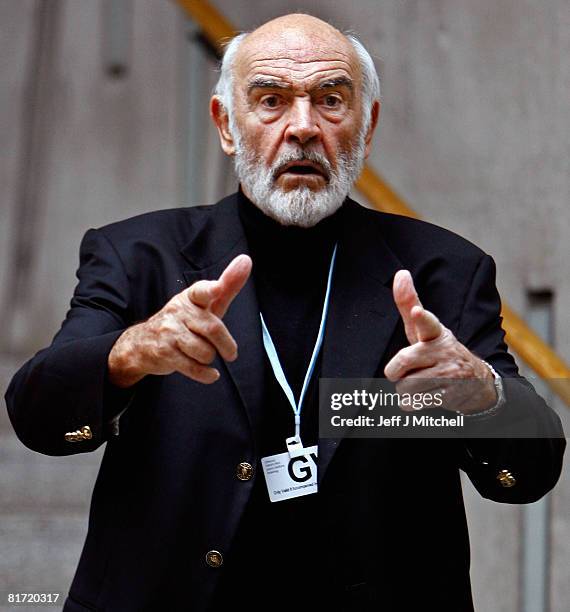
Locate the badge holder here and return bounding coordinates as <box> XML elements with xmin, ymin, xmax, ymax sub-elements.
<box><xmin>286</xmin><ymin>434</ymin><xmax>305</xmax><ymax>458</ymax></box>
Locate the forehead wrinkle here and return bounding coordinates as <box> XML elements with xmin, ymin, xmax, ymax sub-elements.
<box><xmin>237</xmin><ymin>38</ymin><xmax>356</xmax><ymax>73</ymax></box>
<box><xmin>245</xmin><ymin>71</ymin><xmax>355</xmax><ymax>91</ymax></box>
<box><xmin>245</xmin><ymin>58</ymin><xmax>357</xmax><ymax>85</ymax></box>
<box><xmin>242</xmin><ymin>63</ymin><xmax>360</xmax><ymax>97</ymax></box>
<box><xmin>242</xmin><ymin>49</ymin><xmax>354</xmax><ymax>68</ymax></box>
<box><xmin>249</xmin><ymin>57</ymin><xmax>354</xmax><ymax>71</ymax></box>
<box><xmin>251</xmin><ymin>44</ymin><xmax>354</xmax><ymax>60</ymax></box>
<box><xmin>234</xmin><ymin>29</ymin><xmax>363</xmax><ymax>100</ymax></box>
<box><xmin>236</xmin><ymin>15</ymin><xmax>358</xmax><ymax>67</ymax></box>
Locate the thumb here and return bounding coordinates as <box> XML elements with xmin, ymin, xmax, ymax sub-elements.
<box><xmin>393</xmin><ymin>270</ymin><xmax>422</xmax><ymax>344</ymax></box>
<box><xmin>210</xmin><ymin>254</ymin><xmax>252</xmax><ymax>318</ymax></box>
<box><xmin>411</xmin><ymin>305</ymin><xmax>442</xmax><ymax>342</ymax></box>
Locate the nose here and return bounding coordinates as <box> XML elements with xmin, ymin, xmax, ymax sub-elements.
<box><xmin>284</xmin><ymin>98</ymin><xmax>321</xmax><ymax>145</ymax></box>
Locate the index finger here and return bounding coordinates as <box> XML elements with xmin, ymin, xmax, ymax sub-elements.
<box><xmin>186</xmin><ymin>255</ymin><xmax>252</xmax><ymax>314</ymax></box>
<box><xmin>411</xmin><ymin>305</ymin><xmax>442</xmax><ymax>342</ymax></box>
<box><xmin>187</xmin><ymin>279</ymin><xmax>220</xmax><ymax>308</ymax></box>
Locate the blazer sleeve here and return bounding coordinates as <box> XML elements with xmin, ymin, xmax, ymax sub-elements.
<box><xmin>5</xmin><ymin>228</ymin><xmax>136</xmax><ymax>457</ymax></box>
<box><xmin>455</xmin><ymin>254</ymin><xmax>566</xmax><ymax>503</ymax></box>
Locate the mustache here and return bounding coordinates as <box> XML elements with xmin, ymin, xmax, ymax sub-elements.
<box><xmin>270</xmin><ymin>150</ymin><xmax>333</xmax><ymax>182</ymax></box>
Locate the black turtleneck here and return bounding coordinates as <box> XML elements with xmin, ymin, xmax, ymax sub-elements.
<box><xmin>209</xmin><ymin>190</ymin><xmax>344</xmax><ymax>610</ymax></box>
<box><xmin>239</xmin><ymin>189</ymin><xmax>341</xmax><ymax>403</ymax></box>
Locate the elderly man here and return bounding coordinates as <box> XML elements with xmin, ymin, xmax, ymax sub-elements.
<box><xmin>6</xmin><ymin>13</ymin><xmax>564</xmax><ymax>612</ymax></box>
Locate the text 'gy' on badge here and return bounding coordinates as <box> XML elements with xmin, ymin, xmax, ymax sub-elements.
<box><xmin>261</xmin><ymin>445</ymin><xmax>318</xmax><ymax>502</ymax></box>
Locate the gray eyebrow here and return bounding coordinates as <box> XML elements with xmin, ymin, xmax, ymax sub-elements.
<box><xmin>247</xmin><ymin>76</ymin><xmax>354</xmax><ymax>95</ymax></box>
<box><xmin>317</xmin><ymin>76</ymin><xmax>354</xmax><ymax>91</ymax></box>
<box><xmin>247</xmin><ymin>78</ymin><xmax>290</xmax><ymax>93</ymax></box>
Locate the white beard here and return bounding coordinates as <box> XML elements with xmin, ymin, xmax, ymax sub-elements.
<box><xmin>232</xmin><ymin>127</ymin><xmax>367</xmax><ymax>228</ymax></box>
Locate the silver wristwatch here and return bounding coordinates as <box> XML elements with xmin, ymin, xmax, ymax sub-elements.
<box><xmin>462</xmin><ymin>360</ymin><xmax>506</xmax><ymax>419</ymax></box>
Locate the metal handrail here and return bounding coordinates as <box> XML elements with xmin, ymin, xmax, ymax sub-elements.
<box><xmin>175</xmin><ymin>0</ymin><xmax>570</xmax><ymax>406</ymax></box>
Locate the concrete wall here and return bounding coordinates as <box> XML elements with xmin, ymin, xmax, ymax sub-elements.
<box><xmin>0</xmin><ymin>1</ymin><xmax>193</xmax><ymax>609</ymax></box>
<box><xmin>1</xmin><ymin>1</ymin><xmax>568</xmax><ymax>610</ymax></box>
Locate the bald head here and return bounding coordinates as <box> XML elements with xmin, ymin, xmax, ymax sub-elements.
<box><xmin>243</xmin><ymin>12</ymin><xmax>349</xmax><ymax>40</ymax></box>
<box><xmin>214</xmin><ymin>13</ymin><xmax>380</xmax><ymax>131</ymax></box>
<box><xmin>236</xmin><ymin>13</ymin><xmax>357</xmax><ymax>69</ymax></box>
<box><xmin>246</xmin><ymin>12</ymin><xmax>347</xmax><ymax>38</ymax></box>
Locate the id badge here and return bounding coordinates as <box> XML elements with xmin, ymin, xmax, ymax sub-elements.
<box><xmin>261</xmin><ymin>445</ymin><xmax>318</xmax><ymax>503</ymax></box>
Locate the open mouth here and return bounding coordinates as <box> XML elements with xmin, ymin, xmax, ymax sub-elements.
<box><xmin>276</xmin><ymin>160</ymin><xmax>329</xmax><ymax>180</ymax></box>
<box><xmin>285</xmin><ymin>166</ymin><xmax>321</xmax><ymax>175</ymax></box>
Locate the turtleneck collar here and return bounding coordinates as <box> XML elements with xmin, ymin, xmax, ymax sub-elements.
<box><xmin>237</xmin><ymin>187</ymin><xmax>345</xmax><ymax>273</ymax></box>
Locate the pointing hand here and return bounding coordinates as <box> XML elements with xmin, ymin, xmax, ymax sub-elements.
<box><xmin>108</xmin><ymin>255</ymin><xmax>252</xmax><ymax>388</ymax></box>
<box><xmin>384</xmin><ymin>270</ymin><xmax>497</xmax><ymax>414</ymax></box>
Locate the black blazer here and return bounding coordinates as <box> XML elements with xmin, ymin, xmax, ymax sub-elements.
<box><xmin>6</xmin><ymin>194</ymin><xmax>565</xmax><ymax>612</ymax></box>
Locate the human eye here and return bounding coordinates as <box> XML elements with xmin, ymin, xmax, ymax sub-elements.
<box><xmin>320</xmin><ymin>94</ymin><xmax>343</xmax><ymax>109</ymax></box>
<box><xmin>260</xmin><ymin>94</ymin><xmax>283</xmax><ymax>109</ymax></box>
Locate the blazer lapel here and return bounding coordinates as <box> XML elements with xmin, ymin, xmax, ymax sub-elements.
<box><xmin>180</xmin><ymin>195</ymin><xmax>266</xmax><ymax>448</ymax></box>
<box><xmin>319</xmin><ymin>202</ymin><xmax>404</xmax><ymax>484</ymax></box>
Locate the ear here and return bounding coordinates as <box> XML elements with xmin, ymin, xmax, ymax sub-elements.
<box><xmin>210</xmin><ymin>96</ymin><xmax>236</xmax><ymax>156</ymax></box>
<box><xmin>363</xmin><ymin>100</ymin><xmax>381</xmax><ymax>158</ymax></box>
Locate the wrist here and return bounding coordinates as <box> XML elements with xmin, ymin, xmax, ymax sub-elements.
<box><xmin>462</xmin><ymin>361</ymin><xmax>505</xmax><ymax>419</ymax></box>
<box><xmin>108</xmin><ymin>327</ymin><xmax>145</xmax><ymax>388</ymax></box>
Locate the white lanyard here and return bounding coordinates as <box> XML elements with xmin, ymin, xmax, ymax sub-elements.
<box><xmin>260</xmin><ymin>243</ymin><xmax>338</xmax><ymax>449</ymax></box>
